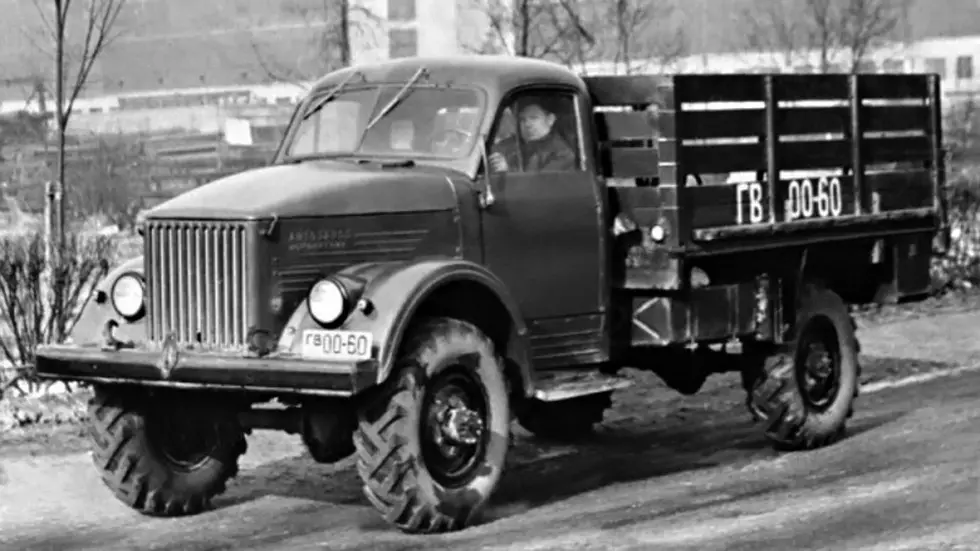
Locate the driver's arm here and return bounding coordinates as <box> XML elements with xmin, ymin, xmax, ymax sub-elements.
<box><xmin>489</xmin><ymin>135</ymin><xmax>519</xmax><ymax>172</ymax></box>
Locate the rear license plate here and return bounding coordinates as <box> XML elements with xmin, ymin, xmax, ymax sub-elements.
<box><xmin>300</xmin><ymin>329</ymin><xmax>373</xmax><ymax>362</ymax></box>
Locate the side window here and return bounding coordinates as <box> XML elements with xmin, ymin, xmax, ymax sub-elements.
<box><xmin>487</xmin><ymin>90</ymin><xmax>583</xmax><ymax>174</ymax></box>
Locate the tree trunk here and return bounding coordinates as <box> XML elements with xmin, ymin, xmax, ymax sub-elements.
<box><xmin>340</xmin><ymin>0</ymin><xmax>351</xmax><ymax>66</ymax></box>
<box><xmin>45</xmin><ymin>0</ymin><xmax>67</xmax><ymax>339</ymax></box>
<box><xmin>518</xmin><ymin>0</ymin><xmax>529</xmax><ymax>56</ymax></box>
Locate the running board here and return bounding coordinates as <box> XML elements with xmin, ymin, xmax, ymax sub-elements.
<box><xmin>533</xmin><ymin>371</ymin><xmax>634</xmax><ymax>402</ymax></box>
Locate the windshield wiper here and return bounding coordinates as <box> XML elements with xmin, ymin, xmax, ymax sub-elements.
<box><xmin>300</xmin><ymin>69</ymin><xmax>362</xmax><ymax>122</ymax></box>
<box><xmin>360</xmin><ymin>66</ymin><xmax>428</xmax><ymax>134</ymax></box>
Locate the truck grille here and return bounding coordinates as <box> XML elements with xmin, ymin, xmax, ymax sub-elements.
<box><xmin>145</xmin><ymin>220</ymin><xmax>252</xmax><ymax>348</ymax></box>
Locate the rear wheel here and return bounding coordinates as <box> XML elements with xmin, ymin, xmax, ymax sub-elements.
<box><xmin>353</xmin><ymin>317</ymin><xmax>510</xmax><ymax>534</ymax></box>
<box><xmin>751</xmin><ymin>285</ymin><xmax>861</xmax><ymax>450</ymax></box>
<box><xmin>88</xmin><ymin>387</ymin><xmax>247</xmax><ymax>516</ymax></box>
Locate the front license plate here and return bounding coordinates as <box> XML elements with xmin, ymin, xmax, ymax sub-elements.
<box><xmin>300</xmin><ymin>329</ymin><xmax>373</xmax><ymax>362</ymax></box>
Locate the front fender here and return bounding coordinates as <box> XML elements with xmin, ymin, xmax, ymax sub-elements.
<box><xmin>276</xmin><ymin>259</ymin><xmax>533</xmax><ymax>394</ymax></box>
<box><xmin>68</xmin><ymin>256</ymin><xmax>146</xmax><ymax>346</ymax></box>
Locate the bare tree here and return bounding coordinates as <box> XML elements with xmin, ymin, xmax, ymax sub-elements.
<box><xmin>838</xmin><ymin>0</ymin><xmax>910</xmax><ymax>72</ymax></box>
<box><xmin>29</xmin><ymin>0</ymin><xmax>126</xmax><ymax>265</ymax></box>
<box><xmin>25</xmin><ymin>0</ymin><xmax>125</xmax><ymax>347</ymax></box>
<box><xmin>737</xmin><ymin>0</ymin><xmax>909</xmax><ymax>73</ymax></box>
<box><xmin>464</xmin><ymin>0</ymin><xmax>595</xmax><ymax>62</ymax></box>
<box><xmin>603</xmin><ymin>0</ymin><xmax>686</xmax><ymax>74</ymax></box>
<box><xmin>465</xmin><ymin>0</ymin><xmax>682</xmax><ymax>74</ymax></box>
<box><xmin>250</xmin><ymin>0</ymin><xmax>380</xmax><ymax>84</ymax></box>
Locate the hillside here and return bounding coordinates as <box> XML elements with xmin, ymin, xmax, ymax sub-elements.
<box><xmin>2</xmin><ymin>0</ymin><xmax>979</xmax><ymax>101</ymax></box>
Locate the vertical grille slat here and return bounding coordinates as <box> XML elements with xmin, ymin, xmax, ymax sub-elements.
<box><xmin>193</xmin><ymin>225</ymin><xmax>204</xmax><ymax>343</ymax></box>
<box><xmin>166</xmin><ymin>227</ymin><xmax>177</xmax><ymax>338</ymax></box>
<box><xmin>176</xmin><ymin>226</ymin><xmax>187</xmax><ymax>342</ymax></box>
<box><xmin>231</xmin><ymin>228</ymin><xmax>242</xmax><ymax>345</ymax></box>
<box><xmin>146</xmin><ymin>220</ymin><xmax>251</xmax><ymax>349</ymax></box>
<box><xmin>205</xmin><ymin>227</ymin><xmax>215</xmax><ymax>345</ymax></box>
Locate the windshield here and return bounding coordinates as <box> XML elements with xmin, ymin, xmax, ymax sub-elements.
<box><xmin>284</xmin><ymin>85</ymin><xmax>485</xmax><ymax>161</ymax></box>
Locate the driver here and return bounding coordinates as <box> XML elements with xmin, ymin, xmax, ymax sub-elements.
<box><xmin>489</xmin><ymin>99</ymin><xmax>575</xmax><ymax>173</ymax></box>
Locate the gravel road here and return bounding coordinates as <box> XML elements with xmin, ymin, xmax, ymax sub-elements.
<box><xmin>1</xmin><ymin>312</ymin><xmax>979</xmax><ymax>551</ymax></box>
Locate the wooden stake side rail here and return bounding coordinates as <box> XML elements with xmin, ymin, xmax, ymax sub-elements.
<box><xmin>586</xmin><ymin>72</ymin><xmax>943</xmax><ymax>247</ymax></box>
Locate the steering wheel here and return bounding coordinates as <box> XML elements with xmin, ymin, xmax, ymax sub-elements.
<box><xmin>430</xmin><ymin>127</ymin><xmax>472</xmax><ymax>155</ymax></box>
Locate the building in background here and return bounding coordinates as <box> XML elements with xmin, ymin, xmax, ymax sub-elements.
<box><xmin>4</xmin><ymin>0</ymin><xmax>980</xmax><ymax>127</ymax></box>
<box><xmin>0</xmin><ymin>0</ymin><xmax>495</xmax><ymax>102</ymax></box>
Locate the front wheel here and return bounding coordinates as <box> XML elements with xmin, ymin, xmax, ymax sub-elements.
<box><xmin>353</xmin><ymin>317</ymin><xmax>510</xmax><ymax>534</ymax></box>
<box><xmin>751</xmin><ymin>284</ymin><xmax>861</xmax><ymax>451</ymax></box>
<box><xmin>88</xmin><ymin>387</ymin><xmax>247</xmax><ymax>516</ymax></box>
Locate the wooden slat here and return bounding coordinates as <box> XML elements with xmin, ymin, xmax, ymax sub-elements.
<box><xmin>858</xmin><ymin>74</ymin><xmax>930</xmax><ymax>99</ymax></box>
<box><xmin>685</xmin><ymin>175</ymin><xmax>860</xmax><ymax>229</ymax></box>
<box><xmin>777</xmin><ymin>107</ymin><xmax>849</xmax><ymax>135</ymax></box>
<box><xmin>672</xmin><ymin>100</ymin><xmax>930</xmax><ymax>140</ymax></box>
<box><xmin>657</xmin><ymin>162</ymin><xmax>679</xmax><ymax>186</ymax></box>
<box><xmin>773</xmin><ymin>136</ymin><xmax>932</xmax><ymax>170</ymax></box>
<box><xmin>775</xmin><ymin>140</ymin><xmax>850</xmax><ymax>170</ymax></box>
<box><xmin>681</xmin><ymin>143</ymin><xmax>762</xmax><ymax>173</ymax></box>
<box><xmin>602</xmin><ymin>146</ymin><xmax>661</xmax><ymax>178</ymax></box>
<box><xmin>658</xmin><ymin>139</ymin><xmax>676</xmax><ymax>164</ymax></box>
<box><xmin>775</xmin><ymin>74</ymin><xmax>849</xmax><ymax>101</ymax></box>
<box><xmin>676</xmin><ymin>109</ymin><xmax>763</xmax><ymax>139</ymax></box>
<box><xmin>682</xmin><ymin>137</ymin><xmax>931</xmax><ymax>174</ymax></box>
<box><xmin>584</xmin><ymin>75</ymin><xmax>673</xmax><ymax>106</ymax></box>
<box><xmin>684</xmin><ymin>181</ymin><xmax>771</xmax><ymax>228</ymax></box>
<box><xmin>864</xmin><ymin>105</ymin><xmax>930</xmax><ymax>133</ymax></box>
<box><xmin>609</xmin><ymin>186</ymin><xmax>677</xmax><ymax>223</ymax></box>
<box><xmin>865</xmin><ymin>136</ymin><xmax>933</xmax><ymax>163</ymax></box>
<box><xmin>680</xmin><ymin>170</ymin><xmax>936</xmax><ymax>231</ymax></box>
<box><xmin>659</xmin><ymin>110</ymin><xmax>676</xmax><ymax>139</ymax></box>
<box><xmin>674</xmin><ymin>75</ymin><xmax>764</xmax><ymax>103</ymax></box>
<box><xmin>867</xmin><ymin>169</ymin><xmax>934</xmax><ymax>211</ymax></box>
<box><xmin>596</xmin><ymin>111</ymin><xmax>657</xmax><ymax>141</ymax></box>
<box><xmin>771</xmin><ymin>106</ymin><xmax>929</xmax><ymax>136</ymax></box>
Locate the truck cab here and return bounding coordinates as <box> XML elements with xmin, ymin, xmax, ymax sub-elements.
<box><xmin>33</xmin><ymin>56</ymin><xmax>947</xmax><ymax>535</ymax></box>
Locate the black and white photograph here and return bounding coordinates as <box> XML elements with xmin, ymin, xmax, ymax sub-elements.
<box><xmin>0</xmin><ymin>0</ymin><xmax>977</xmax><ymax>549</ymax></box>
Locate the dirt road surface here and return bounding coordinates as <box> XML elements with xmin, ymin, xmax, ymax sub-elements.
<box><xmin>2</xmin><ymin>312</ymin><xmax>980</xmax><ymax>551</ymax></box>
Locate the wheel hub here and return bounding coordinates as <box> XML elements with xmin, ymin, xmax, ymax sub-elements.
<box><xmin>796</xmin><ymin>317</ymin><xmax>842</xmax><ymax>411</ymax></box>
<box><xmin>420</xmin><ymin>368</ymin><xmax>489</xmax><ymax>487</ymax></box>
<box><xmin>434</xmin><ymin>395</ymin><xmax>485</xmax><ymax>446</ymax></box>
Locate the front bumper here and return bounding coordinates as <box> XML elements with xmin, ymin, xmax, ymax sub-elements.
<box><xmin>34</xmin><ymin>343</ymin><xmax>378</xmax><ymax>397</ymax></box>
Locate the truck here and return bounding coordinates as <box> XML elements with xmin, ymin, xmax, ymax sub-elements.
<box><xmin>34</xmin><ymin>55</ymin><xmax>947</xmax><ymax>534</ymax></box>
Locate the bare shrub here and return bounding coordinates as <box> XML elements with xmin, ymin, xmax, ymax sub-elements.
<box><xmin>0</xmin><ymin>230</ymin><xmax>115</xmax><ymax>397</ymax></box>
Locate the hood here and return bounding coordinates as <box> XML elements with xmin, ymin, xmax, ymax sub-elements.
<box><xmin>146</xmin><ymin>160</ymin><xmax>463</xmax><ymax>220</ymax></box>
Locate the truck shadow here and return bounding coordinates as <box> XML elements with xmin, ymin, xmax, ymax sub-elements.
<box><xmin>487</xmin><ymin>407</ymin><xmax>903</xmax><ymax>513</ymax></box>
<box><xmin>219</xmin><ymin>401</ymin><xmax>905</xmax><ymax>525</ymax></box>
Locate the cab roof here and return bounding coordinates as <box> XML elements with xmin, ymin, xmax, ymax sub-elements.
<box><xmin>309</xmin><ymin>55</ymin><xmax>587</xmax><ymax>96</ymax></box>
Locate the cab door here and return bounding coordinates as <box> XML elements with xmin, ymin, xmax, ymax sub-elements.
<box><xmin>479</xmin><ymin>86</ymin><xmax>608</xmax><ymax>367</ymax></box>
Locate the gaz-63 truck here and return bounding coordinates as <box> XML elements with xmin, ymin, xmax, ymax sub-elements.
<box><xmin>34</xmin><ymin>56</ymin><xmax>947</xmax><ymax>533</ymax></box>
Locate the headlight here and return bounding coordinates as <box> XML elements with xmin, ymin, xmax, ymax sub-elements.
<box><xmin>307</xmin><ymin>278</ymin><xmax>349</xmax><ymax>326</ymax></box>
<box><xmin>111</xmin><ymin>273</ymin><xmax>145</xmax><ymax>320</ymax></box>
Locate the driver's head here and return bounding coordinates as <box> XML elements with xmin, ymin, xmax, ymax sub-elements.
<box><xmin>389</xmin><ymin>118</ymin><xmax>415</xmax><ymax>150</ymax></box>
<box><xmin>518</xmin><ymin>101</ymin><xmax>557</xmax><ymax>142</ymax></box>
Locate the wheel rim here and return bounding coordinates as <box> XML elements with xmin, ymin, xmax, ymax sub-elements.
<box><xmin>420</xmin><ymin>366</ymin><xmax>489</xmax><ymax>488</ymax></box>
<box><xmin>148</xmin><ymin>408</ymin><xmax>222</xmax><ymax>471</ymax></box>
<box><xmin>795</xmin><ymin>315</ymin><xmax>842</xmax><ymax>411</ymax></box>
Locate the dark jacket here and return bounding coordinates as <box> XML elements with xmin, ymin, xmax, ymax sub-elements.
<box><xmin>495</xmin><ymin>132</ymin><xmax>576</xmax><ymax>172</ymax></box>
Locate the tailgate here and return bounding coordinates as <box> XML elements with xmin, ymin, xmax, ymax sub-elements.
<box><xmin>668</xmin><ymin>74</ymin><xmax>944</xmax><ymax>243</ymax></box>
